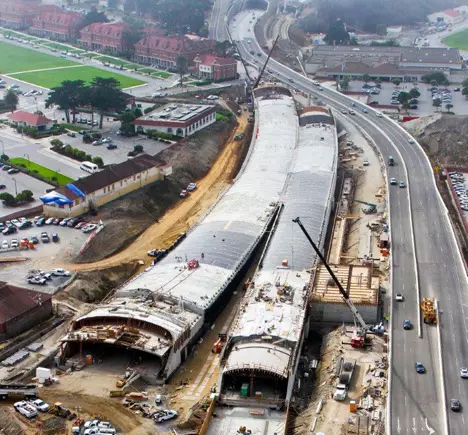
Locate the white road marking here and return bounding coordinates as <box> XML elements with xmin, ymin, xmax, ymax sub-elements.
<box><xmin>397</xmin><ymin>417</ymin><xmax>401</xmax><ymax>434</ymax></box>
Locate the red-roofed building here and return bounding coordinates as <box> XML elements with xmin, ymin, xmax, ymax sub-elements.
<box><xmin>133</xmin><ymin>34</ymin><xmax>215</xmax><ymax>70</ymax></box>
<box><xmin>0</xmin><ymin>1</ymin><xmax>39</xmax><ymax>30</ymax></box>
<box><xmin>194</xmin><ymin>54</ymin><xmax>238</xmax><ymax>81</ymax></box>
<box><xmin>29</xmin><ymin>7</ymin><xmax>84</xmax><ymax>41</ymax></box>
<box><xmin>79</xmin><ymin>22</ymin><xmax>130</xmax><ymax>53</ymax></box>
<box><xmin>0</xmin><ymin>281</ymin><xmax>53</xmax><ymax>340</ymax></box>
<box><xmin>8</xmin><ymin>111</ymin><xmax>54</xmax><ymax>131</ymax></box>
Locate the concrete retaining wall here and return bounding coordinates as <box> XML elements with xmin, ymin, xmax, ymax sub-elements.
<box><xmin>310</xmin><ymin>302</ymin><xmax>378</xmax><ymax>325</ymax></box>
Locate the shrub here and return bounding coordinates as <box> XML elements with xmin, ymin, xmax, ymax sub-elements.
<box><xmin>50</xmin><ymin>139</ymin><xmax>63</xmax><ymax>147</ymax></box>
<box><xmin>92</xmin><ymin>156</ymin><xmax>104</xmax><ymax>168</ymax></box>
<box><xmin>0</xmin><ymin>154</ymin><xmax>8</xmax><ymax>162</ymax></box>
<box><xmin>134</xmin><ymin>144</ymin><xmax>144</xmax><ymax>153</ymax></box>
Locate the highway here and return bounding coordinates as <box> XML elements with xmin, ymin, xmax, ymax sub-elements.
<box><xmin>209</xmin><ymin>0</ymin><xmax>231</xmax><ymax>41</ymax></box>
<box><xmin>227</xmin><ymin>7</ymin><xmax>468</xmax><ymax>435</ymax></box>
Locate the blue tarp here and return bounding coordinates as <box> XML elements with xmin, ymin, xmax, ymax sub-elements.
<box><xmin>66</xmin><ymin>183</ymin><xmax>86</xmax><ymax>198</ymax></box>
<box><xmin>39</xmin><ymin>191</ymin><xmax>73</xmax><ymax>205</ymax></box>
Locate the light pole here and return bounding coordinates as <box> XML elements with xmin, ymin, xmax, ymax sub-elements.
<box><xmin>24</xmin><ymin>153</ymin><xmax>30</xmax><ymax>168</ymax></box>
<box><xmin>12</xmin><ymin>178</ymin><xmax>17</xmax><ymax>196</ymax></box>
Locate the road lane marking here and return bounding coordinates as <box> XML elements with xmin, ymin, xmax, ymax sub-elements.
<box><xmin>397</xmin><ymin>417</ymin><xmax>401</xmax><ymax>434</ymax></box>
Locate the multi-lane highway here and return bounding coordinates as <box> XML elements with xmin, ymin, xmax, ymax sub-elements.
<box><xmin>226</xmin><ymin>7</ymin><xmax>468</xmax><ymax>435</ymax></box>
<box><xmin>209</xmin><ymin>0</ymin><xmax>231</xmax><ymax>41</ymax></box>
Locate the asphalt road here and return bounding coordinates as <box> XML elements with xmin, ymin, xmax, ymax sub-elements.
<box><xmin>227</xmin><ymin>7</ymin><xmax>468</xmax><ymax>435</ymax></box>
<box><xmin>209</xmin><ymin>0</ymin><xmax>231</xmax><ymax>41</ymax></box>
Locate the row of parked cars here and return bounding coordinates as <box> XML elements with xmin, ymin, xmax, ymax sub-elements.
<box><xmin>449</xmin><ymin>172</ymin><xmax>468</xmax><ymax>211</ymax></box>
<box><xmin>72</xmin><ymin>419</ymin><xmax>116</xmax><ymax>435</ymax></box>
<box><xmin>26</xmin><ymin>268</ymin><xmax>70</xmax><ymax>285</ymax></box>
<box><xmin>430</xmin><ymin>86</ymin><xmax>452</xmax><ymax>106</ymax></box>
<box><xmin>14</xmin><ymin>398</ymin><xmax>49</xmax><ymax>419</ymax></box>
<box><xmin>391</xmin><ymin>89</ymin><xmax>419</xmax><ymax>109</ymax></box>
<box><xmin>0</xmin><ymin>161</ymin><xmax>20</xmax><ymax>174</ymax></box>
<box><xmin>36</xmin><ymin>216</ymin><xmax>98</xmax><ymax>233</ymax></box>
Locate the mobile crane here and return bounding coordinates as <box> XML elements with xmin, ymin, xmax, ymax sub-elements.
<box><xmin>293</xmin><ymin>217</ymin><xmax>371</xmax><ymax>348</ymax></box>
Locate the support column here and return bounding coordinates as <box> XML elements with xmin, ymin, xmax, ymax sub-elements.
<box><xmin>250</xmin><ymin>372</ymin><xmax>254</xmax><ymax>397</ymax></box>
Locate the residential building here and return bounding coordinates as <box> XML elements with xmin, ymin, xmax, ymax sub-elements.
<box><xmin>29</xmin><ymin>7</ymin><xmax>84</xmax><ymax>41</ymax></box>
<box><xmin>427</xmin><ymin>9</ymin><xmax>464</xmax><ymax>25</ymax></box>
<box><xmin>194</xmin><ymin>54</ymin><xmax>238</xmax><ymax>81</ymax></box>
<box><xmin>79</xmin><ymin>22</ymin><xmax>130</xmax><ymax>53</ymax></box>
<box><xmin>41</xmin><ymin>154</ymin><xmax>172</xmax><ymax>217</ymax></box>
<box><xmin>0</xmin><ymin>1</ymin><xmax>39</xmax><ymax>30</ymax></box>
<box><xmin>0</xmin><ymin>281</ymin><xmax>53</xmax><ymax>340</ymax></box>
<box><xmin>133</xmin><ymin>103</ymin><xmax>216</xmax><ymax>137</ymax></box>
<box><xmin>133</xmin><ymin>34</ymin><xmax>215</xmax><ymax>70</ymax></box>
<box><xmin>8</xmin><ymin>111</ymin><xmax>54</xmax><ymax>131</ymax></box>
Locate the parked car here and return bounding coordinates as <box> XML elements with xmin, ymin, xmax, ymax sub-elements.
<box><xmin>53</xmin><ymin>218</ymin><xmax>61</xmax><ymax>225</ymax></box>
<box><xmin>83</xmin><ymin>224</ymin><xmax>97</xmax><ymax>233</ymax></box>
<box><xmin>1</xmin><ymin>240</ymin><xmax>9</xmax><ymax>249</ymax></box>
<box><xmin>18</xmin><ymin>221</ymin><xmax>32</xmax><ymax>230</ymax></box>
<box><xmin>36</xmin><ymin>218</ymin><xmax>46</xmax><ymax>226</ymax></box>
<box><xmin>28</xmin><ymin>276</ymin><xmax>46</xmax><ymax>285</ymax></box>
<box><xmin>60</xmin><ymin>217</ymin><xmax>71</xmax><ymax>226</ymax></box>
<box><xmin>30</xmin><ymin>399</ymin><xmax>49</xmax><ymax>412</ymax></box>
<box><xmin>2</xmin><ymin>165</ymin><xmax>11</xmax><ymax>171</ymax></box>
<box><xmin>45</xmin><ymin>217</ymin><xmax>55</xmax><ymax>225</ymax></box>
<box><xmin>107</xmin><ymin>143</ymin><xmax>117</xmax><ymax>150</ymax></box>
<box><xmin>0</xmin><ymin>184</ymin><xmax>5</xmax><ymax>189</ymax></box>
<box><xmin>8</xmin><ymin>168</ymin><xmax>19</xmax><ymax>174</ymax></box>
<box><xmin>52</xmin><ymin>233</ymin><xmax>59</xmax><ymax>242</ymax></box>
<box><xmin>31</xmin><ymin>236</ymin><xmax>39</xmax><ymax>244</ymax></box>
<box><xmin>67</xmin><ymin>132</ymin><xmax>76</xmax><ymax>137</ymax></box>
<box><xmin>154</xmin><ymin>410</ymin><xmax>178</xmax><ymax>423</ymax></box>
<box><xmin>3</xmin><ymin>226</ymin><xmax>17</xmax><ymax>235</ymax></box>
<box><xmin>187</xmin><ymin>183</ymin><xmax>197</xmax><ymax>191</ymax></box>
<box><xmin>75</xmin><ymin>222</ymin><xmax>86</xmax><ymax>229</ymax></box>
<box><xmin>51</xmin><ymin>268</ymin><xmax>71</xmax><ymax>277</ymax></box>
<box><xmin>40</xmin><ymin>232</ymin><xmax>50</xmax><ymax>242</ymax></box>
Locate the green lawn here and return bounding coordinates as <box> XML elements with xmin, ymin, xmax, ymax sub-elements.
<box><xmin>10</xmin><ymin>157</ymin><xmax>74</xmax><ymax>185</ymax></box>
<box><xmin>11</xmin><ymin>65</ymin><xmax>145</xmax><ymax>89</ymax></box>
<box><xmin>0</xmin><ymin>41</ymin><xmax>76</xmax><ymax>73</ymax></box>
<box><xmin>442</xmin><ymin>29</ymin><xmax>468</xmax><ymax>50</ymax></box>
<box><xmin>96</xmin><ymin>55</ymin><xmax>130</xmax><ymax>66</ymax></box>
<box><xmin>61</xmin><ymin>123</ymin><xmax>88</xmax><ymax>132</ymax></box>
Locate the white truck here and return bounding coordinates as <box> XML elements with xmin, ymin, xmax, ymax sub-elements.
<box><xmin>333</xmin><ymin>359</ymin><xmax>356</xmax><ymax>401</ymax></box>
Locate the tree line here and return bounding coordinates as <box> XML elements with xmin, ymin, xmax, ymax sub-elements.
<box><xmin>45</xmin><ymin>78</ymin><xmax>128</xmax><ymax>129</ymax></box>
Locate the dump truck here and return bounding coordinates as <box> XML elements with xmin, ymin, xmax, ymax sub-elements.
<box><xmin>421</xmin><ymin>297</ymin><xmax>437</xmax><ymax>324</ymax></box>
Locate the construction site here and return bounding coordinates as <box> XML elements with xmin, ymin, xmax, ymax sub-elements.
<box><xmin>0</xmin><ymin>65</ymin><xmax>396</xmax><ymax>435</ymax></box>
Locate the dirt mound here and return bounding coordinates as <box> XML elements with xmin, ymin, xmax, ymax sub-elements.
<box><xmin>406</xmin><ymin>115</ymin><xmax>468</xmax><ymax>166</ymax></box>
<box><xmin>65</xmin><ymin>262</ymin><xmax>139</xmax><ymax>302</ymax></box>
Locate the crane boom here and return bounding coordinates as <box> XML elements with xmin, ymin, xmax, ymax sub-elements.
<box><xmin>254</xmin><ymin>35</ymin><xmax>280</xmax><ymax>89</ymax></box>
<box><xmin>292</xmin><ymin>217</ymin><xmax>368</xmax><ymax>330</ymax></box>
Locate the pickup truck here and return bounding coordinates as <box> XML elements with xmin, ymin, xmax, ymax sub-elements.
<box><xmin>333</xmin><ymin>383</ymin><xmax>348</xmax><ymax>401</ymax></box>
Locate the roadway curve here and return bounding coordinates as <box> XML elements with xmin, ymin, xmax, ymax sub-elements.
<box><xmin>227</xmin><ymin>8</ymin><xmax>468</xmax><ymax>435</ymax></box>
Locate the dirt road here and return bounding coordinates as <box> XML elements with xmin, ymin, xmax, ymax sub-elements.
<box><xmin>64</xmin><ymin>113</ymin><xmax>249</xmax><ymax>273</ymax></box>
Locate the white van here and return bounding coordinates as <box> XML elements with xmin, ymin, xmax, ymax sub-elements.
<box><xmin>80</xmin><ymin>161</ymin><xmax>99</xmax><ymax>174</ymax></box>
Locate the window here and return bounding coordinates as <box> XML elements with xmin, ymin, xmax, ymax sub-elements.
<box><xmin>167</xmin><ymin>127</ymin><xmax>173</xmax><ymax>133</ymax></box>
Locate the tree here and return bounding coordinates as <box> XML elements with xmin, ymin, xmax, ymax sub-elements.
<box><xmin>46</xmin><ymin>86</ymin><xmax>72</xmax><ymax>123</ymax></box>
<box><xmin>392</xmin><ymin>78</ymin><xmax>401</xmax><ymax>88</ymax></box>
<box><xmin>16</xmin><ymin>190</ymin><xmax>33</xmax><ymax>202</ymax></box>
<box><xmin>89</xmin><ymin>77</ymin><xmax>128</xmax><ymax>129</ymax></box>
<box><xmin>362</xmin><ymin>73</ymin><xmax>371</xmax><ymax>84</ymax></box>
<box><xmin>433</xmin><ymin>98</ymin><xmax>442</xmax><ymax>112</ymax></box>
<box><xmin>324</xmin><ymin>19</ymin><xmax>350</xmax><ymax>45</ymax></box>
<box><xmin>83</xmin><ymin>7</ymin><xmax>108</xmax><ymax>27</ymax></box>
<box><xmin>122</xmin><ymin>27</ymin><xmax>144</xmax><ymax>58</ymax></box>
<box><xmin>445</xmin><ymin>103</ymin><xmax>453</xmax><ymax>113</ymax></box>
<box><xmin>92</xmin><ymin>156</ymin><xmax>104</xmax><ymax>168</ymax></box>
<box><xmin>463</xmin><ymin>87</ymin><xmax>468</xmax><ymax>99</ymax></box>
<box><xmin>215</xmin><ymin>40</ymin><xmax>232</xmax><ymax>57</ymax></box>
<box><xmin>176</xmin><ymin>55</ymin><xmax>188</xmax><ymax>88</ymax></box>
<box><xmin>119</xmin><ymin>109</ymin><xmax>138</xmax><ymax>136</ymax></box>
<box><xmin>401</xmin><ymin>102</ymin><xmax>410</xmax><ymax>114</ymax></box>
<box><xmin>397</xmin><ymin>91</ymin><xmax>411</xmax><ymax>105</ymax></box>
<box><xmin>409</xmin><ymin>88</ymin><xmax>420</xmax><ymax>99</ymax></box>
<box><xmin>4</xmin><ymin>89</ymin><xmax>18</xmax><ymax>113</ymax></box>
<box><xmin>154</xmin><ymin>0</ymin><xmax>209</xmax><ymax>34</ymax></box>
<box><xmin>421</xmin><ymin>72</ymin><xmax>449</xmax><ymax>86</ymax></box>
<box><xmin>462</xmin><ymin>78</ymin><xmax>468</xmax><ymax>88</ymax></box>
<box><xmin>0</xmin><ymin>192</ymin><xmax>15</xmax><ymax>206</ymax></box>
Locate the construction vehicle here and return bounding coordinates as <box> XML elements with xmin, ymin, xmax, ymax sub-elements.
<box><xmin>293</xmin><ymin>217</ymin><xmax>371</xmax><ymax>348</ymax></box>
<box><xmin>421</xmin><ymin>297</ymin><xmax>437</xmax><ymax>324</ymax></box>
<box><xmin>49</xmin><ymin>402</ymin><xmax>76</xmax><ymax>420</ymax></box>
<box><xmin>353</xmin><ymin>199</ymin><xmax>377</xmax><ymax>214</ymax></box>
<box><xmin>212</xmin><ymin>328</ymin><xmax>228</xmax><ymax>353</ymax></box>
<box><xmin>0</xmin><ymin>383</ymin><xmax>37</xmax><ymax>400</ymax></box>
<box><xmin>234</xmin><ymin>133</ymin><xmax>245</xmax><ymax>140</ymax></box>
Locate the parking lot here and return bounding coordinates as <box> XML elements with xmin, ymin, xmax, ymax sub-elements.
<box><xmin>0</xmin><ymin>217</ymin><xmax>93</xmax><ymax>292</ymax></box>
<box><xmin>347</xmin><ymin>80</ymin><xmax>468</xmax><ymax>116</ymax></box>
<box><xmin>448</xmin><ymin>170</ymin><xmax>468</xmax><ymax>221</ymax></box>
<box><xmin>0</xmin><ymin>169</ymin><xmax>51</xmax><ymax>220</ymax></box>
<box><xmin>57</xmin><ymin>127</ymin><xmax>171</xmax><ymax>165</ymax></box>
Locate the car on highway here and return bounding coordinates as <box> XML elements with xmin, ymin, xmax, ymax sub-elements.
<box><xmin>399</xmin><ymin>182</ymin><xmax>406</xmax><ymax>188</ymax></box>
<box><xmin>390</xmin><ymin>178</ymin><xmax>397</xmax><ymax>185</ymax></box>
<box><xmin>403</xmin><ymin>320</ymin><xmax>412</xmax><ymax>330</ymax></box>
<box><xmin>450</xmin><ymin>399</ymin><xmax>461</xmax><ymax>412</ymax></box>
<box><xmin>408</xmin><ymin>138</ymin><xmax>415</xmax><ymax>144</ymax></box>
<box><xmin>375</xmin><ymin>112</ymin><xmax>383</xmax><ymax>118</ymax></box>
<box><xmin>341</xmin><ymin>109</ymin><xmax>347</xmax><ymax>114</ymax></box>
<box><xmin>415</xmin><ymin>362</ymin><xmax>426</xmax><ymax>374</ymax></box>
<box><xmin>460</xmin><ymin>367</ymin><xmax>468</xmax><ymax>378</ymax></box>
<box><xmin>361</xmin><ymin>108</ymin><xmax>368</xmax><ymax>113</ymax></box>
<box><xmin>51</xmin><ymin>268</ymin><xmax>70</xmax><ymax>277</ymax></box>
<box><xmin>348</xmin><ymin>110</ymin><xmax>355</xmax><ymax>115</ymax></box>
<box><xmin>395</xmin><ymin>293</ymin><xmax>404</xmax><ymax>301</ymax></box>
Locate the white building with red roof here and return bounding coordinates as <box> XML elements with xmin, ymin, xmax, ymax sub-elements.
<box><xmin>194</xmin><ymin>54</ymin><xmax>238</xmax><ymax>81</ymax></box>
<box><xmin>8</xmin><ymin>111</ymin><xmax>54</xmax><ymax>131</ymax></box>
<box><xmin>29</xmin><ymin>6</ymin><xmax>84</xmax><ymax>41</ymax></box>
<box><xmin>427</xmin><ymin>8</ymin><xmax>464</xmax><ymax>25</ymax></box>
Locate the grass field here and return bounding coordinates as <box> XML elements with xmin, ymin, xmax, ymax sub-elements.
<box><xmin>442</xmin><ymin>29</ymin><xmax>468</xmax><ymax>50</ymax></box>
<box><xmin>0</xmin><ymin>41</ymin><xmax>76</xmax><ymax>73</ymax></box>
<box><xmin>11</xmin><ymin>65</ymin><xmax>145</xmax><ymax>88</ymax></box>
<box><xmin>10</xmin><ymin>157</ymin><xmax>74</xmax><ymax>185</ymax></box>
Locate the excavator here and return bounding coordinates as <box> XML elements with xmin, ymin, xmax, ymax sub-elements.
<box><xmin>293</xmin><ymin>217</ymin><xmax>373</xmax><ymax>348</ymax></box>
<box><xmin>353</xmin><ymin>199</ymin><xmax>377</xmax><ymax>214</ymax></box>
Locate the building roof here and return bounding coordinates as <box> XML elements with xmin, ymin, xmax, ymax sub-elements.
<box><xmin>440</xmin><ymin>9</ymin><xmax>461</xmax><ymax>18</ymax></box>
<box><xmin>134</xmin><ymin>33</ymin><xmax>213</xmax><ymax>53</ymax></box>
<box><xmin>134</xmin><ymin>103</ymin><xmax>215</xmax><ymax>128</ymax></box>
<box><xmin>0</xmin><ymin>281</ymin><xmax>52</xmax><ymax>325</ymax></box>
<box><xmin>32</xmin><ymin>7</ymin><xmax>83</xmax><ymax>27</ymax></box>
<box><xmin>80</xmin><ymin>21</ymin><xmax>128</xmax><ymax>37</ymax></box>
<box><xmin>58</xmin><ymin>154</ymin><xmax>167</xmax><ymax>200</ymax></box>
<box><xmin>195</xmin><ymin>54</ymin><xmax>236</xmax><ymax>66</ymax></box>
<box><xmin>8</xmin><ymin>110</ymin><xmax>52</xmax><ymax>126</ymax></box>
<box><xmin>0</xmin><ymin>1</ymin><xmax>38</xmax><ymax>16</ymax></box>
<box><xmin>400</xmin><ymin>47</ymin><xmax>461</xmax><ymax>65</ymax></box>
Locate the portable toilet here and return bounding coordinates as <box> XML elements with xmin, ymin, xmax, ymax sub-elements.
<box><xmin>240</xmin><ymin>383</ymin><xmax>249</xmax><ymax>397</ymax></box>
